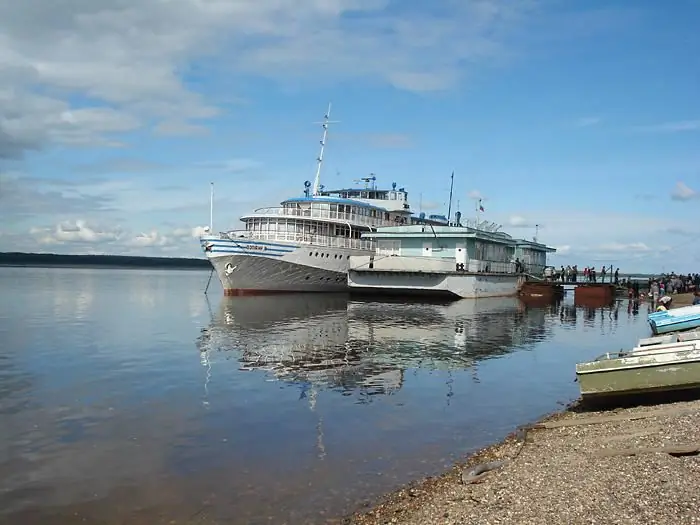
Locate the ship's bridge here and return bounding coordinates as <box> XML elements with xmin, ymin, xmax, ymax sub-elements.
<box><xmin>318</xmin><ymin>180</ymin><xmax>411</xmax><ymax>214</ymax></box>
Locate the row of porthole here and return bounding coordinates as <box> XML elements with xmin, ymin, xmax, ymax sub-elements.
<box><xmin>304</xmin><ymin>276</ymin><xmax>345</xmax><ymax>282</ymax></box>
<box><xmin>309</xmin><ymin>251</ymin><xmax>350</xmax><ymax>260</ymax></box>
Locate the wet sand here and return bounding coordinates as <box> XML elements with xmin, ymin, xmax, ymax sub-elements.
<box><xmin>669</xmin><ymin>292</ymin><xmax>698</xmax><ymax>307</ymax></box>
<box><xmin>344</xmin><ymin>399</ymin><xmax>700</xmax><ymax>525</ymax></box>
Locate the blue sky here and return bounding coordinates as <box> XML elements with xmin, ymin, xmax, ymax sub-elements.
<box><xmin>1</xmin><ymin>0</ymin><xmax>698</xmax><ymax>273</ymax></box>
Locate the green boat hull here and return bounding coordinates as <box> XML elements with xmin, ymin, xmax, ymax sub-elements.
<box><xmin>576</xmin><ymin>350</ymin><xmax>700</xmax><ymax>399</ymax></box>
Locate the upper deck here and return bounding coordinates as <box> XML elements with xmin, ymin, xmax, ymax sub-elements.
<box><xmin>316</xmin><ymin>182</ymin><xmax>411</xmax><ymax>213</ymax></box>
<box><xmin>240</xmin><ymin>195</ymin><xmax>410</xmax><ymax>229</ymax></box>
<box><xmin>240</xmin><ymin>178</ymin><xmax>415</xmax><ymax>229</ymax></box>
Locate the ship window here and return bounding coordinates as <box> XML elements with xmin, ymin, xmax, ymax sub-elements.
<box><xmin>309</xmin><ymin>252</ymin><xmax>313</xmax><ymax>256</ymax></box>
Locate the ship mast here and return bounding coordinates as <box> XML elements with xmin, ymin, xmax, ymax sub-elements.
<box><xmin>447</xmin><ymin>171</ymin><xmax>454</xmax><ymax>223</ymax></box>
<box><xmin>312</xmin><ymin>103</ymin><xmax>338</xmax><ymax>196</ymax></box>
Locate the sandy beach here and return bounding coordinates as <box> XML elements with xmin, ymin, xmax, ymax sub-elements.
<box><xmin>668</xmin><ymin>292</ymin><xmax>698</xmax><ymax>307</ymax></box>
<box><xmin>344</xmin><ymin>398</ymin><xmax>700</xmax><ymax>525</ymax></box>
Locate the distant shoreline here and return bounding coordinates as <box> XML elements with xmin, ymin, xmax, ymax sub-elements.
<box><xmin>0</xmin><ymin>252</ymin><xmax>211</xmax><ymax>270</ymax></box>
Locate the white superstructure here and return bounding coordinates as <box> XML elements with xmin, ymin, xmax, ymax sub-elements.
<box><xmin>199</xmin><ymin>105</ymin><xmax>431</xmax><ymax>295</ymax></box>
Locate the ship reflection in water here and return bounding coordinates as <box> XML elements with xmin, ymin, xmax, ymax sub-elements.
<box><xmin>196</xmin><ymin>295</ymin><xmax>555</xmax><ymax>406</ymax></box>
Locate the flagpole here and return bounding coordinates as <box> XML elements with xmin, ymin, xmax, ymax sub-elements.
<box><xmin>474</xmin><ymin>197</ymin><xmax>481</xmax><ymax>228</ymax></box>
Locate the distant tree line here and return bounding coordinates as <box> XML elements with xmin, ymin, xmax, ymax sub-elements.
<box><xmin>0</xmin><ymin>252</ymin><xmax>210</xmax><ymax>269</ymax></box>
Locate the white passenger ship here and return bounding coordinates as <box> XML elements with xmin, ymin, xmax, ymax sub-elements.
<box><xmin>200</xmin><ymin>105</ymin><xmax>434</xmax><ymax>295</ymax></box>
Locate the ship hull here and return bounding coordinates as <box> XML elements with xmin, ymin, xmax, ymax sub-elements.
<box><xmin>202</xmin><ymin>236</ymin><xmax>371</xmax><ymax>294</ymax></box>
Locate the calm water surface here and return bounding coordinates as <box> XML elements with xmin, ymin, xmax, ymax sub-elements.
<box><xmin>0</xmin><ymin>267</ymin><xmax>653</xmax><ymax>524</ymax></box>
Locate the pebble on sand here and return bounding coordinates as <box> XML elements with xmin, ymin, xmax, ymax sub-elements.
<box><xmin>344</xmin><ymin>399</ymin><xmax>700</xmax><ymax>525</ymax></box>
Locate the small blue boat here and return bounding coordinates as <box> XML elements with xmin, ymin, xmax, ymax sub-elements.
<box><xmin>648</xmin><ymin>304</ymin><xmax>700</xmax><ymax>335</ymax></box>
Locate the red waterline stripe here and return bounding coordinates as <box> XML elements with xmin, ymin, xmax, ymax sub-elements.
<box><xmin>223</xmin><ymin>289</ymin><xmax>322</xmax><ymax>296</ymax></box>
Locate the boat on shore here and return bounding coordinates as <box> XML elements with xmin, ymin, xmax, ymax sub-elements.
<box><xmin>576</xmin><ymin>327</ymin><xmax>700</xmax><ymax>402</ymax></box>
<box><xmin>648</xmin><ymin>304</ymin><xmax>700</xmax><ymax>335</ymax></box>
<box><xmin>576</xmin><ymin>340</ymin><xmax>700</xmax><ymax>401</ymax></box>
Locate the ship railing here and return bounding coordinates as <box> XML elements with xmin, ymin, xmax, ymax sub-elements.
<box><xmin>459</xmin><ymin>259</ymin><xmax>518</xmax><ymax>274</ymax></box>
<box><xmin>245</xmin><ymin>206</ymin><xmax>402</xmax><ymax>229</ymax></box>
<box><xmin>223</xmin><ymin>230</ymin><xmax>375</xmax><ymax>251</ymax></box>
<box><xmin>466</xmin><ymin>260</ymin><xmax>546</xmax><ymax>275</ymax></box>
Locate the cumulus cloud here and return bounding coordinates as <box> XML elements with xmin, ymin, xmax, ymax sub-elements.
<box><xmin>0</xmin><ymin>172</ymin><xmax>114</xmax><ymax>219</ymax></box>
<box><xmin>507</xmin><ymin>215</ymin><xmax>538</xmax><ymax>228</ymax></box>
<box><xmin>12</xmin><ymin>219</ymin><xmax>203</xmax><ymax>256</ymax></box>
<box><xmin>0</xmin><ymin>0</ymin><xmax>586</xmax><ymax>159</ymax></box>
<box><xmin>124</xmin><ymin>231</ymin><xmax>170</xmax><ymax>248</ymax></box>
<box><xmin>596</xmin><ymin>242</ymin><xmax>650</xmax><ymax>253</ymax></box>
<box><xmin>173</xmin><ymin>226</ymin><xmax>210</xmax><ymax>238</ymax></box>
<box><xmin>492</xmin><ymin>208</ymin><xmax>697</xmax><ymax>271</ymax></box>
<box><xmin>671</xmin><ymin>181</ymin><xmax>698</xmax><ymax>201</ymax></box>
<box><xmin>29</xmin><ymin>220</ymin><xmax>123</xmax><ymax>245</ymax></box>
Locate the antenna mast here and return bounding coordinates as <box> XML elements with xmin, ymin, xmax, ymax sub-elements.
<box><xmin>447</xmin><ymin>171</ymin><xmax>455</xmax><ymax>223</ymax></box>
<box><xmin>534</xmin><ymin>224</ymin><xmax>539</xmax><ymax>243</ymax></box>
<box><xmin>312</xmin><ymin>103</ymin><xmax>338</xmax><ymax>196</ymax></box>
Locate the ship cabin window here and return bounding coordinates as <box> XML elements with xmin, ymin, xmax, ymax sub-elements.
<box><xmin>475</xmin><ymin>241</ymin><xmax>514</xmax><ymax>262</ymax></box>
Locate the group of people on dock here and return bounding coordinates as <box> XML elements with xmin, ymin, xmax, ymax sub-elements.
<box><xmin>650</xmin><ymin>273</ymin><xmax>700</xmax><ymax>295</ymax></box>
<box><xmin>555</xmin><ymin>265</ymin><xmax>620</xmax><ymax>284</ymax></box>
<box><xmin>648</xmin><ymin>273</ymin><xmax>700</xmax><ymax>307</ymax></box>
<box><xmin>620</xmin><ymin>272</ymin><xmax>700</xmax><ymax>310</ymax></box>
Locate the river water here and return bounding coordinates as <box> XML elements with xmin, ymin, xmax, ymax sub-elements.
<box><xmin>0</xmin><ymin>267</ymin><xmax>653</xmax><ymax>524</ymax></box>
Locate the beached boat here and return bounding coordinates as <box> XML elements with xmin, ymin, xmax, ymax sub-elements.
<box><xmin>637</xmin><ymin>330</ymin><xmax>700</xmax><ymax>348</ymax></box>
<box><xmin>648</xmin><ymin>304</ymin><xmax>700</xmax><ymax>335</ymax></box>
<box><xmin>576</xmin><ymin>339</ymin><xmax>700</xmax><ymax>400</ymax></box>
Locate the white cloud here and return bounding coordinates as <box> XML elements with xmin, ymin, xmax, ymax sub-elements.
<box><xmin>29</xmin><ymin>220</ymin><xmax>123</xmax><ymax>245</ymax></box>
<box><xmin>507</xmin><ymin>215</ymin><xmax>537</xmax><ymax>228</ymax></box>
<box><xmin>671</xmin><ymin>181</ymin><xmax>698</xmax><ymax>201</ymax></box>
<box><xmin>17</xmin><ymin>219</ymin><xmax>201</xmax><ymax>256</ymax></box>
<box><xmin>596</xmin><ymin>242</ymin><xmax>650</xmax><ymax>253</ymax></box>
<box><xmin>491</xmin><ymin>207</ymin><xmax>699</xmax><ymax>272</ymax></box>
<box><xmin>574</xmin><ymin>116</ymin><xmax>601</xmax><ymax>127</ymax></box>
<box><xmin>173</xmin><ymin>226</ymin><xmax>210</xmax><ymax>238</ymax></box>
<box><xmin>2</xmin><ymin>0</ymin><xmax>615</xmax><ymax>159</ymax></box>
<box><xmin>631</xmin><ymin>120</ymin><xmax>700</xmax><ymax>133</ymax></box>
<box><xmin>467</xmin><ymin>190</ymin><xmax>483</xmax><ymax>200</ymax></box>
<box><xmin>124</xmin><ymin>231</ymin><xmax>170</xmax><ymax>248</ymax></box>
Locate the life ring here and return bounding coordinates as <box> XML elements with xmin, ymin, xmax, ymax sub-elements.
<box><xmin>224</xmin><ymin>263</ymin><xmax>236</xmax><ymax>276</ymax></box>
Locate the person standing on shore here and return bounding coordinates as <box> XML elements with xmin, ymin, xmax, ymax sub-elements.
<box><xmin>693</xmin><ymin>291</ymin><xmax>700</xmax><ymax>306</ymax></box>
<box><xmin>650</xmin><ymin>280</ymin><xmax>660</xmax><ymax>303</ymax></box>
